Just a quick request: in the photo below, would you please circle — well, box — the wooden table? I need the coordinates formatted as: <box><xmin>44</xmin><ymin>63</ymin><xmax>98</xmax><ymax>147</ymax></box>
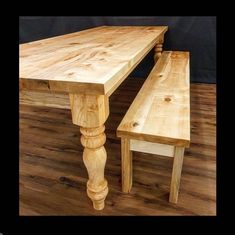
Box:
<box><xmin>19</xmin><ymin>26</ymin><xmax>168</xmax><ymax>210</ymax></box>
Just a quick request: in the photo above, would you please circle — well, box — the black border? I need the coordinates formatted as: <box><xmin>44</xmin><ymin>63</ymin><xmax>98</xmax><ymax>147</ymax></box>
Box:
<box><xmin>1</xmin><ymin>15</ymin><xmax>224</xmax><ymax>233</ymax></box>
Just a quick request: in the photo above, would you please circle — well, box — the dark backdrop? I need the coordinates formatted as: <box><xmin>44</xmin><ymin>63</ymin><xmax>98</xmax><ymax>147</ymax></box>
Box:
<box><xmin>19</xmin><ymin>16</ymin><xmax>216</xmax><ymax>83</ymax></box>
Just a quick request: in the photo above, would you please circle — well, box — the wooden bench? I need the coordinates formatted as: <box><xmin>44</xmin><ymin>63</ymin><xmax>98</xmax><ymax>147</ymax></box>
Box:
<box><xmin>117</xmin><ymin>51</ymin><xmax>190</xmax><ymax>203</ymax></box>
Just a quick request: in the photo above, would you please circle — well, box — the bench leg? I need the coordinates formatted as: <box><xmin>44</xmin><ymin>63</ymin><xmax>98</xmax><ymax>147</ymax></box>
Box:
<box><xmin>169</xmin><ymin>147</ymin><xmax>185</xmax><ymax>203</ymax></box>
<box><xmin>121</xmin><ymin>138</ymin><xmax>132</xmax><ymax>193</ymax></box>
<box><xmin>69</xmin><ymin>94</ymin><xmax>109</xmax><ymax>210</ymax></box>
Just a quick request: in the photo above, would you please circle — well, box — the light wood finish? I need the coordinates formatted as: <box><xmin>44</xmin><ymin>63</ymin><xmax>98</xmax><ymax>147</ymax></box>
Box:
<box><xmin>19</xmin><ymin>26</ymin><xmax>168</xmax><ymax>210</ymax></box>
<box><xmin>154</xmin><ymin>35</ymin><xmax>164</xmax><ymax>62</ymax></box>
<box><xmin>20</xmin><ymin>26</ymin><xmax>168</xmax><ymax>96</ymax></box>
<box><xmin>154</xmin><ymin>44</ymin><xmax>163</xmax><ymax>62</ymax></box>
<box><xmin>69</xmin><ymin>94</ymin><xmax>109</xmax><ymax>210</ymax></box>
<box><xmin>20</xmin><ymin>90</ymin><xmax>70</xmax><ymax>109</ymax></box>
<box><xmin>117</xmin><ymin>51</ymin><xmax>190</xmax><ymax>147</ymax></box>
<box><xmin>121</xmin><ymin>138</ymin><xmax>132</xmax><ymax>193</ymax></box>
<box><xmin>130</xmin><ymin>140</ymin><xmax>175</xmax><ymax>157</ymax></box>
<box><xmin>118</xmin><ymin>51</ymin><xmax>190</xmax><ymax>203</ymax></box>
<box><xmin>69</xmin><ymin>94</ymin><xmax>109</xmax><ymax>127</ymax></box>
<box><xmin>169</xmin><ymin>147</ymin><xmax>185</xmax><ymax>203</ymax></box>
<box><xmin>20</xmin><ymin>79</ymin><xmax>216</xmax><ymax>215</ymax></box>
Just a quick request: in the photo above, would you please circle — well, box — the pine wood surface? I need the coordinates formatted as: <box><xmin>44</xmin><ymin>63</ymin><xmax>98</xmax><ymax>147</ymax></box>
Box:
<box><xmin>19</xmin><ymin>26</ymin><xmax>168</xmax><ymax>209</ymax></box>
<box><xmin>20</xmin><ymin>26</ymin><xmax>167</xmax><ymax>96</ymax></box>
<box><xmin>20</xmin><ymin>77</ymin><xmax>216</xmax><ymax>215</ymax></box>
<box><xmin>117</xmin><ymin>51</ymin><xmax>190</xmax><ymax>147</ymax></box>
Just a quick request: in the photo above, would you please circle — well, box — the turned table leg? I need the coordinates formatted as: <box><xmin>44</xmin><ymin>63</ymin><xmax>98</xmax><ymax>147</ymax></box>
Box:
<box><xmin>69</xmin><ymin>94</ymin><xmax>109</xmax><ymax>210</ymax></box>
<box><xmin>154</xmin><ymin>35</ymin><xmax>164</xmax><ymax>63</ymax></box>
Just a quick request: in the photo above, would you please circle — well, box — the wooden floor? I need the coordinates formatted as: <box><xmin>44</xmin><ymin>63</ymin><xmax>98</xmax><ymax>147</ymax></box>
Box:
<box><xmin>19</xmin><ymin>77</ymin><xmax>216</xmax><ymax>215</ymax></box>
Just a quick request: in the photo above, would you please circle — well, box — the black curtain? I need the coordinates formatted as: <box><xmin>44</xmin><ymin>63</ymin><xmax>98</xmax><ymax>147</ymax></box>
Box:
<box><xmin>19</xmin><ymin>16</ymin><xmax>216</xmax><ymax>83</ymax></box>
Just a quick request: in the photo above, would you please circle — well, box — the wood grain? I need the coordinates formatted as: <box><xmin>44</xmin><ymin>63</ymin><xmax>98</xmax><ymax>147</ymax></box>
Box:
<box><xmin>69</xmin><ymin>94</ymin><xmax>109</xmax><ymax>210</ymax></box>
<box><xmin>20</xmin><ymin>90</ymin><xmax>70</xmax><ymax>109</ymax></box>
<box><xmin>117</xmin><ymin>51</ymin><xmax>190</xmax><ymax>147</ymax></box>
<box><xmin>130</xmin><ymin>140</ymin><xmax>175</xmax><ymax>157</ymax></box>
<box><xmin>20</xmin><ymin>26</ymin><xmax>168</xmax><ymax>96</ymax></box>
<box><xmin>121</xmin><ymin>138</ymin><xmax>132</xmax><ymax>193</ymax></box>
<box><xmin>169</xmin><ymin>147</ymin><xmax>185</xmax><ymax>203</ymax></box>
<box><xmin>20</xmin><ymin>78</ymin><xmax>216</xmax><ymax>215</ymax></box>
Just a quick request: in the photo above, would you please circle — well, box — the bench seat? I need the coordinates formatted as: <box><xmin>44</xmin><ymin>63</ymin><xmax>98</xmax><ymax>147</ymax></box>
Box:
<box><xmin>117</xmin><ymin>51</ymin><xmax>190</xmax><ymax>203</ymax></box>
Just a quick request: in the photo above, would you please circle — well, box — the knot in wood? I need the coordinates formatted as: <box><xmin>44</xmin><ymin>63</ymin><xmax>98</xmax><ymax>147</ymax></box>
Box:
<box><xmin>164</xmin><ymin>97</ymin><xmax>171</xmax><ymax>102</ymax></box>
<box><xmin>133</xmin><ymin>122</ymin><xmax>139</xmax><ymax>127</ymax></box>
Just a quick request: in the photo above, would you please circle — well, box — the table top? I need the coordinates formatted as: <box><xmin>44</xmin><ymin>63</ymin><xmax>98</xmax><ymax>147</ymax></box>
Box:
<box><xmin>20</xmin><ymin>26</ymin><xmax>168</xmax><ymax>96</ymax></box>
